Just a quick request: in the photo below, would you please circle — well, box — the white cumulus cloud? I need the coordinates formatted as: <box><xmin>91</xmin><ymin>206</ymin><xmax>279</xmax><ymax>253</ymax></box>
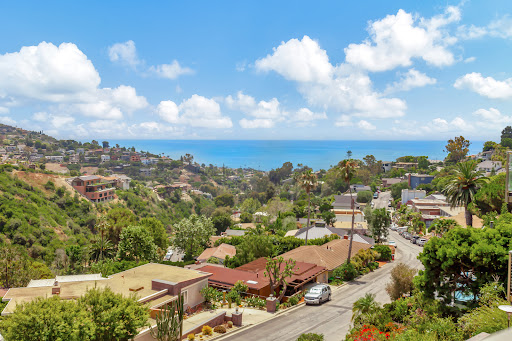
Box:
<box><xmin>345</xmin><ymin>6</ymin><xmax>460</xmax><ymax>72</ymax></box>
<box><xmin>108</xmin><ymin>40</ymin><xmax>194</xmax><ymax>80</ymax></box>
<box><xmin>108</xmin><ymin>40</ymin><xmax>140</xmax><ymax>68</ymax></box>
<box><xmin>157</xmin><ymin>95</ymin><xmax>232</xmax><ymax>129</ymax></box>
<box><xmin>148</xmin><ymin>60</ymin><xmax>194</xmax><ymax>79</ymax></box>
<box><xmin>227</xmin><ymin>91</ymin><xmax>288</xmax><ymax>129</ymax></box>
<box><xmin>454</xmin><ymin>73</ymin><xmax>512</xmax><ymax>99</ymax></box>
<box><xmin>255</xmin><ymin>36</ymin><xmax>333</xmax><ymax>83</ymax></box>
<box><xmin>385</xmin><ymin>69</ymin><xmax>436</xmax><ymax>93</ymax></box>
<box><xmin>357</xmin><ymin>120</ymin><xmax>376</xmax><ymax>130</ymax></box>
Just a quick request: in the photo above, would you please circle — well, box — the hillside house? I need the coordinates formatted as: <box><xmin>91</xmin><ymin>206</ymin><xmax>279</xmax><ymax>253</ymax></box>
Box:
<box><xmin>408</xmin><ymin>174</ymin><xmax>435</xmax><ymax>189</ymax></box>
<box><xmin>70</xmin><ymin>175</ymin><xmax>115</xmax><ymax>203</ymax></box>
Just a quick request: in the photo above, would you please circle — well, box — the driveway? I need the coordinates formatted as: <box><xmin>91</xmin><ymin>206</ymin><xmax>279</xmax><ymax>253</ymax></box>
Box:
<box><xmin>218</xmin><ymin>230</ymin><xmax>422</xmax><ymax>341</ymax></box>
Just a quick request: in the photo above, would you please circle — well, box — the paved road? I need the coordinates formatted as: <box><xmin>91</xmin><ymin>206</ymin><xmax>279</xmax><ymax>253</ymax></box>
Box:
<box><xmin>373</xmin><ymin>191</ymin><xmax>391</xmax><ymax>209</ymax></box>
<box><xmin>220</xmin><ymin>230</ymin><xmax>422</xmax><ymax>341</ymax></box>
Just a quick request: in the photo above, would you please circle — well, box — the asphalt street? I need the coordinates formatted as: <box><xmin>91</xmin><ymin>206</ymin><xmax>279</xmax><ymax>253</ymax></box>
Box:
<box><xmin>219</xmin><ymin>228</ymin><xmax>423</xmax><ymax>341</ymax></box>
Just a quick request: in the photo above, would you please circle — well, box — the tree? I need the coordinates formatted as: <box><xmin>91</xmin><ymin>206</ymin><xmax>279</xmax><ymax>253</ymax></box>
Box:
<box><xmin>264</xmin><ymin>256</ymin><xmax>296</xmax><ymax>301</ymax></box>
<box><xmin>79</xmin><ymin>287</ymin><xmax>148</xmax><ymax>341</ymax></box>
<box><xmin>150</xmin><ymin>293</ymin><xmax>184</xmax><ymax>341</ymax></box>
<box><xmin>140</xmin><ymin>217</ymin><xmax>169</xmax><ymax>250</ymax></box>
<box><xmin>0</xmin><ymin>295</ymin><xmax>95</xmax><ymax>341</ymax></box>
<box><xmin>106</xmin><ymin>207</ymin><xmax>137</xmax><ymax>244</ymax></box>
<box><xmin>444</xmin><ymin>160</ymin><xmax>488</xmax><ymax>226</ymax></box>
<box><xmin>321</xmin><ymin>211</ymin><xmax>336</xmax><ymax>227</ymax></box>
<box><xmin>483</xmin><ymin>141</ymin><xmax>498</xmax><ymax>152</ymax></box>
<box><xmin>385</xmin><ymin>263</ymin><xmax>417</xmax><ymax>300</ymax></box>
<box><xmin>0</xmin><ymin>245</ymin><xmax>33</xmax><ymax>288</ymax></box>
<box><xmin>368</xmin><ymin>208</ymin><xmax>391</xmax><ymax>244</ymax></box>
<box><xmin>351</xmin><ymin>293</ymin><xmax>378</xmax><ymax>322</ymax></box>
<box><xmin>415</xmin><ymin>215</ymin><xmax>512</xmax><ymax>304</ymax></box>
<box><xmin>417</xmin><ymin>156</ymin><xmax>429</xmax><ymax>169</ymax></box>
<box><xmin>445</xmin><ymin>136</ymin><xmax>471</xmax><ymax>162</ymax></box>
<box><xmin>265</xmin><ymin>198</ymin><xmax>293</xmax><ymax>217</ymax></box>
<box><xmin>390</xmin><ymin>182</ymin><xmax>409</xmax><ymax>201</ymax></box>
<box><xmin>356</xmin><ymin>190</ymin><xmax>372</xmax><ymax>203</ymax></box>
<box><xmin>472</xmin><ymin>173</ymin><xmax>505</xmax><ymax>215</ymax></box>
<box><xmin>214</xmin><ymin>193</ymin><xmax>235</xmax><ymax>208</ymax></box>
<box><xmin>225</xmin><ymin>234</ymin><xmax>274</xmax><ymax>268</ymax></box>
<box><xmin>240</xmin><ymin>212</ymin><xmax>253</xmax><ymax>223</ymax></box>
<box><xmin>429</xmin><ymin>218</ymin><xmax>460</xmax><ymax>237</ymax></box>
<box><xmin>102</xmin><ymin>141</ymin><xmax>109</xmax><ymax>149</ymax></box>
<box><xmin>171</xmin><ymin>214</ymin><xmax>215</xmax><ymax>259</ymax></box>
<box><xmin>240</xmin><ymin>198</ymin><xmax>261</xmax><ymax>214</ymax></box>
<box><xmin>337</xmin><ymin>160</ymin><xmax>358</xmax><ymax>263</ymax></box>
<box><xmin>294</xmin><ymin>169</ymin><xmax>317</xmax><ymax>245</ymax></box>
<box><xmin>117</xmin><ymin>226</ymin><xmax>158</xmax><ymax>262</ymax></box>
<box><xmin>501</xmin><ymin>126</ymin><xmax>512</xmax><ymax>140</ymax></box>
<box><xmin>501</xmin><ymin>137</ymin><xmax>512</xmax><ymax>148</ymax></box>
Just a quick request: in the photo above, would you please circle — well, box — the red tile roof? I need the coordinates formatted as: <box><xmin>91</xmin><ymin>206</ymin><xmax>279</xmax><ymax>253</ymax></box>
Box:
<box><xmin>198</xmin><ymin>265</ymin><xmax>269</xmax><ymax>291</ymax></box>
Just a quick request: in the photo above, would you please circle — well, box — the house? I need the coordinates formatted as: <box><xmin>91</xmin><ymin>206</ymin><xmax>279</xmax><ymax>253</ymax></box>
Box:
<box><xmin>5</xmin><ymin>146</ymin><xmax>16</xmax><ymax>153</ymax></box>
<box><xmin>131</xmin><ymin>155</ymin><xmax>141</xmax><ymax>162</ymax></box>
<box><xmin>279</xmin><ymin>239</ymin><xmax>372</xmax><ymax>276</ymax></box>
<box><xmin>401</xmin><ymin>189</ymin><xmax>426</xmax><ymax>205</ymax></box>
<box><xmin>408</xmin><ymin>174</ymin><xmax>435</xmax><ymax>189</ymax></box>
<box><xmin>76</xmin><ymin>148</ymin><xmax>85</xmax><ymax>154</ymax></box>
<box><xmin>140</xmin><ymin>168</ymin><xmax>152</xmax><ymax>176</ymax></box>
<box><xmin>70</xmin><ymin>175</ymin><xmax>115</xmax><ymax>203</ymax></box>
<box><xmin>1</xmin><ymin>263</ymin><xmax>211</xmax><ymax>316</ymax></box>
<box><xmin>47</xmin><ymin>155</ymin><xmax>64</xmax><ymax>162</ymax></box>
<box><xmin>285</xmin><ymin>225</ymin><xmax>346</xmax><ymax>240</ymax></box>
<box><xmin>111</xmin><ymin>174</ymin><xmax>131</xmax><ymax>190</ymax></box>
<box><xmin>197</xmin><ymin>243</ymin><xmax>236</xmax><ymax>264</ymax></box>
<box><xmin>393</xmin><ymin>162</ymin><xmax>418</xmax><ymax>170</ymax></box>
<box><xmin>476</xmin><ymin>161</ymin><xmax>502</xmax><ymax>173</ymax></box>
<box><xmin>100</xmin><ymin>155</ymin><xmax>111</xmax><ymax>162</ymax></box>
<box><xmin>350</xmin><ymin>184</ymin><xmax>372</xmax><ymax>193</ymax></box>
<box><xmin>0</xmin><ymin>148</ymin><xmax>6</xmax><ymax>155</ymax></box>
<box><xmin>381</xmin><ymin>178</ymin><xmax>405</xmax><ymax>187</ymax></box>
<box><xmin>332</xmin><ymin>194</ymin><xmax>359</xmax><ymax>210</ymax></box>
<box><xmin>382</xmin><ymin>161</ymin><xmax>393</xmax><ymax>173</ymax></box>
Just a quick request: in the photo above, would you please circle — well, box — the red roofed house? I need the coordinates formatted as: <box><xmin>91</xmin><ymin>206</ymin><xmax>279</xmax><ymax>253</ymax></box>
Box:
<box><xmin>197</xmin><ymin>243</ymin><xmax>236</xmax><ymax>264</ymax></box>
<box><xmin>70</xmin><ymin>175</ymin><xmax>115</xmax><ymax>203</ymax></box>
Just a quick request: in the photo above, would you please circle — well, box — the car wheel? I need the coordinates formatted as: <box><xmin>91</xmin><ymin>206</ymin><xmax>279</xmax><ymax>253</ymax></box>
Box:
<box><xmin>328</xmin><ymin>294</ymin><xmax>331</xmax><ymax>301</ymax></box>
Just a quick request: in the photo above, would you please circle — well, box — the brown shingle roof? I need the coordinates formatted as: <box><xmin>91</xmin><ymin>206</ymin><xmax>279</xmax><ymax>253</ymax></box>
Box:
<box><xmin>279</xmin><ymin>239</ymin><xmax>371</xmax><ymax>271</ymax></box>
<box><xmin>197</xmin><ymin>243</ymin><xmax>236</xmax><ymax>262</ymax></box>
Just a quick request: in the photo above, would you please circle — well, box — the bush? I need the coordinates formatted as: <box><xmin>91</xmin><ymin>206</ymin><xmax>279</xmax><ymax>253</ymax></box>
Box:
<box><xmin>288</xmin><ymin>295</ymin><xmax>300</xmax><ymax>306</ymax></box>
<box><xmin>227</xmin><ymin>321</ymin><xmax>233</xmax><ymax>328</ymax></box>
<box><xmin>206</xmin><ymin>256</ymin><xmax>220</xmax><ymax>264</ymax></box>
<box><xmin>374</xmin><ymin>245</ymin><xmax>392</xmax><ymax>261</ymax></box>
<box><xmin>202</xmin><ymin>325</ymin><xmax>213</xmax><ymax>336</ymax></box>
<box><xmin>297</xmin><ymin>333</ymin><xmax>324</xmax><ymax>341</ymax></box>
<box><xmin>246</xmin><ymin>296</ymin><xmax>266</xmax><ymax>309</ymax></box>
<box><xmin>187</xmin><ymin>333</ymin><xmax>195</xmax><ymax>340</ymax></box>
<box><xmin>357</xmin><ymin>191</ymin><xmax>373</xmax><ymax>203</ymax></box>
<box><xmin>240</xmin><ymin>212</ymin><xmax>253</xmax><ymax>223</ymax></box>
<box><xmin>333</xmin><ymin>262</ymin><xmax>358</xmax><ymax>281</ymax></box>
<box><xmin>213</xmin><ymin>325</ymin><xmax>227</xmax><ymax>334</ymax></box>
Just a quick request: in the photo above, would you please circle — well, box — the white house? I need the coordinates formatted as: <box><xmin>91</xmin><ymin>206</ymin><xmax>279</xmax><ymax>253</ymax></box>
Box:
<box><xmin>401</xmin><ymin>189</ymin><xmax>426</xmax><ymax>205</ymax></box>
<box><xmin>101</xmin><ymin>155</ymin><xmax>111</xmax><ymax>162</ymax></box>
<box><xmin>476</xmin><ymin>160</ymin><xmax>502</xmax><ymax>173</ymax></box>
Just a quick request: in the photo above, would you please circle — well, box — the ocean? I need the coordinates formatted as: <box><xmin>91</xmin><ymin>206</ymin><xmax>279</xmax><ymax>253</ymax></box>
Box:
<box><xmin>109</xmin><ymin>140</ymin><xmax>484</xmax><ymax>171</ymax></box>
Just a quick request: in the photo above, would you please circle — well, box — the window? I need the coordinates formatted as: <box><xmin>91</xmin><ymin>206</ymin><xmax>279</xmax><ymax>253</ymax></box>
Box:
<box><xmin>181</xmin><ymin>290</ymin><xmax>188</xmax><ymax>305</ymax></box>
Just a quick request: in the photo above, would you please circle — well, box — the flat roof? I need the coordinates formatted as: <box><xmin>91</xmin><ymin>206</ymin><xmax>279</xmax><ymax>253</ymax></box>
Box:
<box><xmin>2</xmin><ymin>263</ymin><xmax>210</xmax><ymax>315</ymax></box>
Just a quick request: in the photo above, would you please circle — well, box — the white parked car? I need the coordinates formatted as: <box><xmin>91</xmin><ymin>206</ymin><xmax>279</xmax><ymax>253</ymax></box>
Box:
<box><xmin>304</xmin><ymin>284</ymin><xmax>331</xmax><ymax>305</ymax></box>
<box><xmin>417</xmin><ymin>238</ymin><xmax>428</xmax><ymax>247</ymax></box>
<box><xmin>388</xmin><ymin>240</ymin><xmax>397</xmax><ymax>248</ymax></box>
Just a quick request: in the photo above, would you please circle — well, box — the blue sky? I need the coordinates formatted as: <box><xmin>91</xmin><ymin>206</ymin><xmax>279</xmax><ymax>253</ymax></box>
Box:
<box><xmin>0</xmin><ymin>0</ymin><xmax>511</xmax><ymax>141</ymax></box>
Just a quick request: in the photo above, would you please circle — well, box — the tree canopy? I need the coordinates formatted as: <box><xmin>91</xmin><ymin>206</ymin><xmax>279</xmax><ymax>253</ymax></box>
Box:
<box><xmin>445</xmin><ymin>136</ymin><xmax>471</xmax><ymax>163</ymax></box>
<box><xmin>171</xmin><ymin>214</ymin><xmax>215</xmax><ymax>259</ymax></box>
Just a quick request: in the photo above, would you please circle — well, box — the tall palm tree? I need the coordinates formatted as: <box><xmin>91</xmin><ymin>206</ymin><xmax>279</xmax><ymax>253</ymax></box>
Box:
<box><xmin>294</xmin><ymin>169</ymin><xmax>318</xmax><ymax>245</ymax></box>
<box><xmin>338</xmin><ymin>159</ymin><xmax>358</xmax><ymax>263</ymax></box>
<box><xmin>444</xmin><ymin>160</ymin><xmax>488</xmax><ymax>227</ymax></box>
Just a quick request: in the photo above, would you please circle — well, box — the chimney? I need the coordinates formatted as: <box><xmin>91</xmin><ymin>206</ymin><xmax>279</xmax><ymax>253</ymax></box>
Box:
<box><xmin>343</xmin><ymin>235</ymin><xmax>349</xmax><ymax>240</ymax></box>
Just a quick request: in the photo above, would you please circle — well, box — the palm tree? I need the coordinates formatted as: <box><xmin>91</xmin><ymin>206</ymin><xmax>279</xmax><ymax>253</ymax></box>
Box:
<box><xmin>294</xmin><ymin>169</ymin><xmax>318</xmax><ymax>245</ymax></box>
<box><xmin>444</xmin><ymin>160</ymin><xmax>488</xmax><ymax>227</ymax></box>
<box><xmin>351</xmin><ymin>293</ymin><xmax>378</xmax><ymax>322</ymax></box>
<box><xmin>338</xmin><ymin>159</ymin><xmax>358</xmax><ymax>263</ymax></box>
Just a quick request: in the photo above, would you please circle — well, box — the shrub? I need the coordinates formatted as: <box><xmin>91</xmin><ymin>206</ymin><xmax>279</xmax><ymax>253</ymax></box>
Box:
<box><xmin>213</xmin><ymin>325</ymin><xmax>227</xmax><ymax>334</ymax></box>
<box><xmin>246</xmin><ymin>296</ymin><xmax>266</xmax><ymax>309</ymax></box>
<box><xmin>187</xmin><ymin>333</ymin><xmax>195</xmax><ymax>340</ymax></box>
<box><xmin>288</xmin><ymin>295</ymin><xmax>300</xmax><ymax>306</ymax></box>
<box><xmin>227</xmin><ymin>321</ymin><xmax>233</xmax><ymax>328</ymax></box>
<box><xmin>374</xmin><ymin>245</ymin><xmax>392</xmax><ymax>261</ymax></box>
<box><xmin>202</xmin><ymin>325</ymin><xmax>213</xmax><ymax>336</ymax></box>
<box><xmin>333</xmin><ymin>262</ymin><xmax>358</xmax><ymax>281</ymax></box>
<box><xmin>297</xmin><ymin>333</ymin><xmax>324</xmax><ymax>341</ymax></box>
<box><xmin>206</xmin><ymin>257</ymin><xmax>220</xmax><ymax>264</ymax></box>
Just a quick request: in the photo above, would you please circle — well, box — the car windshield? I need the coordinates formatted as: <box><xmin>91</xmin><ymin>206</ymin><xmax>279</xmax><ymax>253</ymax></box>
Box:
<box><xmin>309</xmin><ymin>288</ymin><xmax>322</xmax><ymax>294</ymax></box>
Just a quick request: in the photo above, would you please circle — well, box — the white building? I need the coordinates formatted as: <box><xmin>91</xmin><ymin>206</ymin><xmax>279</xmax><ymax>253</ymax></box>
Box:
<box><xmin>101</xmin><ymin>154</ymin><xmax>111</xmax><ymax>162</ymax></box>
<box><xmin>401</xmin><ymin>189</ymin><xmax>426</xmax><ymax>205</ymax></box>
